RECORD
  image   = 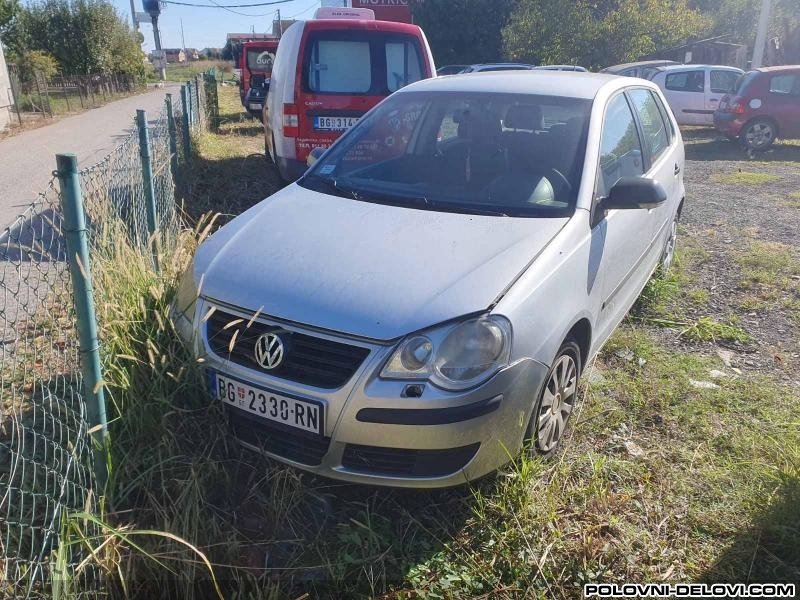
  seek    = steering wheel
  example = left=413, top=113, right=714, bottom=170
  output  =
left=548, top=168, right=571, bottom=195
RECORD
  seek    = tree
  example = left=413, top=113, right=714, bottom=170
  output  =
left=690, top=0, right=799, bottom=47
left=412, top=0, right=519, bottom=65
left=503, top=0, right=709, bottom=70
left=2, top=0, right=144, bottom=76
left=0, top=0, right=18, bottom=34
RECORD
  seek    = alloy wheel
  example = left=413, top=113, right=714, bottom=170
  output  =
left=661, top=218, right=678, bottom=272
left=744, top=122, right=774, bottom=150
left=536, top=354, right=578, bottom=453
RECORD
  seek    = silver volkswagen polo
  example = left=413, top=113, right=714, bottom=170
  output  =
left=174, top=71, right=684, bottom=488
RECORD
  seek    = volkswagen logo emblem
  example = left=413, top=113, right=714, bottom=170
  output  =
left=254, top=333, right=284, bottom=370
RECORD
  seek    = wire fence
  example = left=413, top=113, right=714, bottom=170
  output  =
left=5, top=67, right=145, bottom=127
left=1, top=71, right=217, bottom=598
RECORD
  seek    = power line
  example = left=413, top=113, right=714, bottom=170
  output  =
left=286, top=0, right=319, bottom=19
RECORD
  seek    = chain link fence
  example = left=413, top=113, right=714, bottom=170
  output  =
left=1, top=72, right=216, bottom=598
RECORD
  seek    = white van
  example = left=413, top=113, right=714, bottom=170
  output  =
left=264, top=7, right=436, bottom=181
left=650, top=64, right=743, bottom=126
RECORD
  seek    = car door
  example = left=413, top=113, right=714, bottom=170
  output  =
left=661, top=69, right=706, bottom=125
left=592, top=92, right=653, bottom=343
left=627, top=87, right=679, bottom=251
left=707, top=68, right=740, bottom=124
left=767, top=72, right=800, bottom=138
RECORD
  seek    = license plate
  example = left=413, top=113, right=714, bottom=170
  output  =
left=313, top=116, right=359, bottom=131
left=249, top=103, right=262, bottom=110
left=210, top=372, right=323, bottom=435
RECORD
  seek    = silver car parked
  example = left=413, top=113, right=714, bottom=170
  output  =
left=174, top=71, right=685, bottom=488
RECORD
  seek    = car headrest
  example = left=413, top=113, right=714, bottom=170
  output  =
left=457, top=110, right=501, bottom=143
left=504, top=104, right=542, bottom=131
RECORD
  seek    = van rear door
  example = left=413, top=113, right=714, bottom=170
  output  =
left=292, top=28, right=428, bottom=162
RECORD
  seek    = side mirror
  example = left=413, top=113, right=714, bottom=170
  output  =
left=604, top=177, right=667, bottom=210
left=307, top=146, right=326, bottom=168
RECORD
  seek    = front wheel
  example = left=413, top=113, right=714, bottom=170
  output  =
left=525, top=339, right=582, bottom=457
left=659, top=215, right=678, bottom=273
left=740, top=118, right=777, bottom=151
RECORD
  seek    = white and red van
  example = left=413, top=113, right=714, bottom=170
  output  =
left=264, top=7, right=436, bottom=181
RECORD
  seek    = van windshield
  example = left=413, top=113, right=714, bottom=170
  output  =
left=247, top=49, right=275, bottom=72
left=303, top=31, right=424, bottom=95
left=300, top=91, right=591, bottom=218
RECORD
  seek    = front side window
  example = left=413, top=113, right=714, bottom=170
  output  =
left=628, top=89, right=669, bottom=164
left=769, top=74, right=799, bottom=96
left=710, top=70, right=739, bottom=93
left=300, top=91, right=592, bottom=217
left=596, top=94, right=644, bottom=199
left=304, top=32, right=425, bottom=95
left=665, top=70, right=704, bottom=93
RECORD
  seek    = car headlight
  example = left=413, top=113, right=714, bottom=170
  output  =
left=381, top=315, right=512, bottom=391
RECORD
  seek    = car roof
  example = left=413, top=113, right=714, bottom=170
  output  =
left=601, top=60, right=678, bottom=72
left=302, top=18, right=421, bottom=33
left=400, top=70, right=628, bottom=100
left=756, top=65, right=800, bottom=73
left=470, top=63, right=535, bottom=68
left=654, top=64, right=742, bottom=72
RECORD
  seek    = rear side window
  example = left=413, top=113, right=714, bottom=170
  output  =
left=710, top=70, right=739, bottom=93
left=596, top=94, right=644, bottom=199
left=247, top=49, right=275, bottom=72
left=628, top=89, right=669, bottom=164
left=665, top=70, right=704, bottom=93
left=386, top=40, right=423, bottom=92
left=303, top=31, right=425, bottom=95
left=769, top=74, right=800, bottom=96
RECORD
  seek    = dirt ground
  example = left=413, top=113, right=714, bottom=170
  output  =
left=652, top=129, right=800, bottom=385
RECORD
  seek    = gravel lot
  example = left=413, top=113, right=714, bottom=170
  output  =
left=649, top=129, right=800, bottom=385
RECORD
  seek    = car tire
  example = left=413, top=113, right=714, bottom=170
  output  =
left=525, top=338, right=582, bottom=458
left=658, top=215, right=679, bottom=273
left=740, top=118, right=777, bottom=151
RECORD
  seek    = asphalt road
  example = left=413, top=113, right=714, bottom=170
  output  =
left=0, top=83, right=180, bottom=228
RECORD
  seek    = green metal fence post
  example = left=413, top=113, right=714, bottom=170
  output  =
left=136, top=109, right=159, bottom=270
left=55, top=153, right=108, bottom=486
left=165, top=93, right=180, bottom=189
left=186, top=80, right=194, bottom=126
left=180, top=85, right=192, bottom=161
left=195, top=74, right=202, bottom=125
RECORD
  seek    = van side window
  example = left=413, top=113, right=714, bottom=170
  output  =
left=628, top=89, right=669, bottom=164
left=596, top=94, right=644, bottom=199
left=665, top=70, right=704, bottom=93
left=710, top=70, right=739, bottom=93
left=386, top=41, right=423, bottom=92
left=309, top=40, right=372, bottom=94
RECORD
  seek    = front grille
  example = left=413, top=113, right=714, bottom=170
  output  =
left=342, top=443, right=480, bottom=478
left=206, top=308, right=370, bottom=389
left=226, top=406, right=330, bottom=466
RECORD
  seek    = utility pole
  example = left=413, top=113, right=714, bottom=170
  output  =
left=130, top=0, right=139, bottom=30
left=181, top=18, right=186, bottom=52
left=152, top=14, right=166, bottom=81
left=277, top=9, right=283, bottom=36
left=751, top=0, right=771, bottom=68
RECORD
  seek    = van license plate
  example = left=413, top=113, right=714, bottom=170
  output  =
left=211, top=371, right=323, bottom=435
left=313, top=116, right=359, bottom=131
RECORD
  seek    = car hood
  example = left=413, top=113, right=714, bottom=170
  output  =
left=195, top=185, right=568, bottom=341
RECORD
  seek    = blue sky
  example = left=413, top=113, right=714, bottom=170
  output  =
left=112, top=0, right=322, bottom=51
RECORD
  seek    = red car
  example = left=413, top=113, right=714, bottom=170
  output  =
left=714, top=65, right=800, bottom=150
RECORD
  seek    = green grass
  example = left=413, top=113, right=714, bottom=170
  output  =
left=152, top=60, right=237, bottom=84
left=710, top=171, right=781, bottom=186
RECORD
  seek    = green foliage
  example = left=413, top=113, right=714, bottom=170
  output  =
left=13, top=48, right=59, bottom=82
left=3, top=0, right=144, bottom=76
left=690, top=0, right=800, bottom=47
left=412, top=0, right=519, bottom=65
left=504, top=0, right=709, bottom=69
left=0, top=0, right=18, bottom=33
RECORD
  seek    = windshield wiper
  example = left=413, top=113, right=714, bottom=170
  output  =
left=303, top=174, right=361, bottom=200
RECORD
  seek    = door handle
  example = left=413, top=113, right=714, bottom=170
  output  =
left=674, top=164, right=681, bottom=176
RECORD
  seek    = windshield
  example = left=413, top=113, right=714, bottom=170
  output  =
left=246, top=48, right=275, bottom=72
left=733, top=71, right=758, bottom=95
left=299, top=91, right=591, bottom=217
